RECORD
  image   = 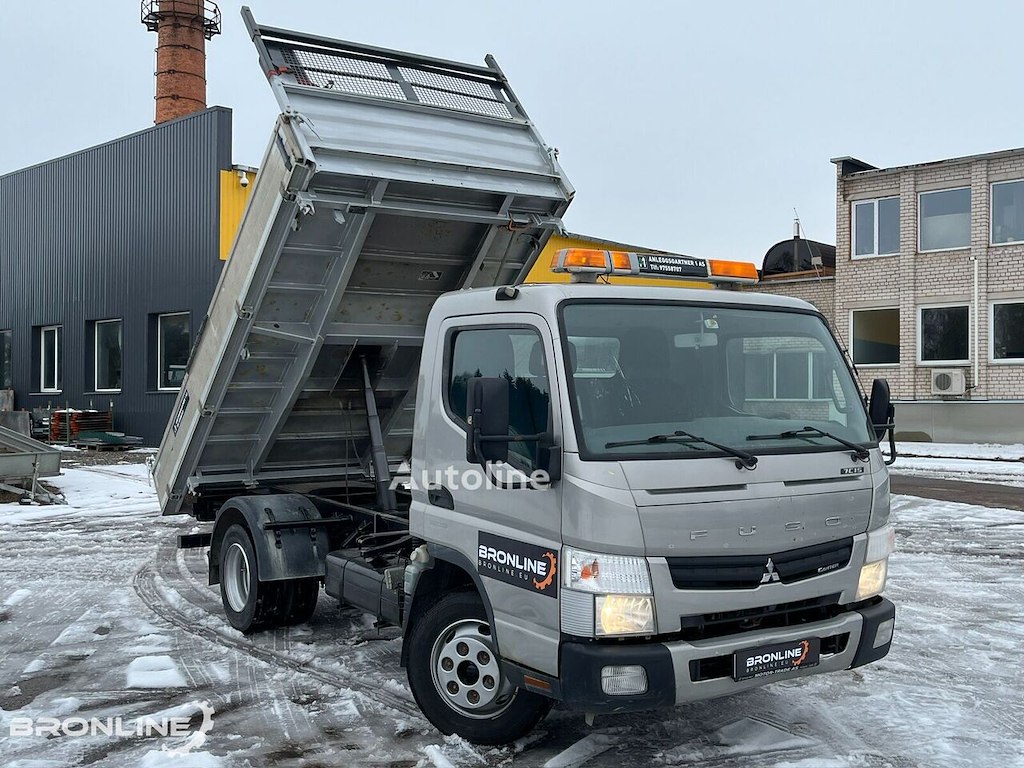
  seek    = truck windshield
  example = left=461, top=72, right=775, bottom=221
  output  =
left=559, top=301, right=874, bottom=460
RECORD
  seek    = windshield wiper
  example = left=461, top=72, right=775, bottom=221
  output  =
left=745, top=426, right=870, bottom=461
left=605, top=430, right=758, bottom=470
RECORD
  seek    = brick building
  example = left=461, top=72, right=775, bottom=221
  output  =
left=753, top=148, right=1024, bottom=442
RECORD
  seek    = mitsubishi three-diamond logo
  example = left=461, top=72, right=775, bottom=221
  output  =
left=760, top=557, right=781, bottom=584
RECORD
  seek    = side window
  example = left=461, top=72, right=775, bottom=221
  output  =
left=448, top=327, right=550, bottom=468
left=157, top=312, right=191, bottom=390
left=0, top=330, right=11, bottom=390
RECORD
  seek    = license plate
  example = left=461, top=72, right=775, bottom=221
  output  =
left=734, top=637, right=820, bottom=681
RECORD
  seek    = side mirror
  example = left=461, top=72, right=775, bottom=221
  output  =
left=466, top=377, right=510, bottom=464
left=868, top=378, right=894, bottom=442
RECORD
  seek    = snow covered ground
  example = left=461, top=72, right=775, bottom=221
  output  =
left=0, top=462, right=1022, bottom=767
left=884, top=442, right=1024, bottom=487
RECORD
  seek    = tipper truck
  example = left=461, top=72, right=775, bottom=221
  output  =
left=153, top=9, right=898, bottom=745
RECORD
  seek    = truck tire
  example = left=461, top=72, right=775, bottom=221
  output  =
left=219, top=523, right=284, bottom=633
left=280, top=577, right=319, bottom=626
left=406, top=591, right=552, bottom=745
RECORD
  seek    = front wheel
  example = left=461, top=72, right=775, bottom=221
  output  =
left=406, top=591, right=551, bottom=745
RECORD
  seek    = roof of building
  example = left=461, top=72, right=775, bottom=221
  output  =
left=830, top=146, right=1024, bottom=179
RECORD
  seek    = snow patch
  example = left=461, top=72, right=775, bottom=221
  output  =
left=126, top=655, right=188, bottom=688
left=138, top=750, right=223, bottom=768
left=4, top=588, right=31, bottom=607
left=421, top=745, right=457, bottom=768
left=543, top=733, right=618, bottom=767
left=714, top=717, right=814, bottom=754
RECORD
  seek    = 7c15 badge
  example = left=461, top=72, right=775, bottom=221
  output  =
left=478, top=532, right=557, bottom=598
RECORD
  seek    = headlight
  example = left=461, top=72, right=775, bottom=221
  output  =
left=865, top=523, right=896, bottom=563
left=564, top=548, right=655, bottom=637
left=856, top=559, right=887, bottom=601
left=856, top=523, right=895, bottom=601
left=597, top=595, right=654, bottom=636
left=564, top=548, right=652, bottom=594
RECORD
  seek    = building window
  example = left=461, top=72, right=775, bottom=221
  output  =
left=0, top=330, right=11, bottom=390
left=919, top=305, right=969, bottom=364
left=919, top=187, right=970, bottom=252
left=40, top=325, right=62, bottom=392
left=744, top=348, right=831, bottom=401
left=158, top=313, right=191, bottom=390
left=992, top=301, right=1024, bottom=361
left=851, top=309, right=900, bottom=365
left=991, top=180, right=1024, bottom=245
left=94, top=319, right=122, bottom=392
left=853, top=197, right=900, bottom=257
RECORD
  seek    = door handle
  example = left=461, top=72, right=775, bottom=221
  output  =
left=427, top=485, right=455, bottom=510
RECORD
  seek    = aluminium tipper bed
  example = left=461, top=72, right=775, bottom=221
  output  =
left=153, top=10, right=574, bottom=516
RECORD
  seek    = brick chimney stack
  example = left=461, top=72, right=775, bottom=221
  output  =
left=141, top=1, right=222, bottom=124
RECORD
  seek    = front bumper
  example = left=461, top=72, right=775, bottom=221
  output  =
left=559, top=598, right=895, bottom=714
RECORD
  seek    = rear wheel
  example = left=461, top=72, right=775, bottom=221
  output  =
left=280, top=577, right=319, bottom=626
left=406, top=591, right=551, bottom=745
left=219, top=524, right=282, bottom=633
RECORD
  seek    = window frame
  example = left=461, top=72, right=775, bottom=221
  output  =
left=94, top=318, right=123, bottom=393
left=989, top=298, right=1024, bottom=364
left=743, top=348, right=832, bottom=402
left=851, top=196, right=900, bottom=259
left=917, top=302, right=971, bottom=366
left=918, top=186, right=972, bottom=253
left=40, top=325, right=62, bottom=393
left=441, top=321, right=553, bottom=472
left=990, top=179, right=1024, bottom=247
left=157, top=312, right=191, bottom=392
left=849, top=307, right=901, bottom=368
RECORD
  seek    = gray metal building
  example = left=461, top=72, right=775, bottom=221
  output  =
left=0, top=107, right=233, bottom=444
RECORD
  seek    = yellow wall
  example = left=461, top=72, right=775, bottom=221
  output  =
left=525, top=233, right=713, bottom=288
left=219, top=169, right=256, bottom=260
left=218, top=185, right=709, bottom=290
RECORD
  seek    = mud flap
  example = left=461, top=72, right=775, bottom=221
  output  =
left=209, top=494, right=330, bottom=585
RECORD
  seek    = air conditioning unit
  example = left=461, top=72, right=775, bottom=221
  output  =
left=931, top=369, right=966, bottom=396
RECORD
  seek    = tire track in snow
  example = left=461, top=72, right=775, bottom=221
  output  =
left=132, top=546, right=424, bottom=722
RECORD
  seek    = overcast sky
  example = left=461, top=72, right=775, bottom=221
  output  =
left=3, top=1, right=1023, bottom=264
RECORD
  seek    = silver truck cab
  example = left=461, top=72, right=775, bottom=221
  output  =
left=408, top=282, right=895, bottom=722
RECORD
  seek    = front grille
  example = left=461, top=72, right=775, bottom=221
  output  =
left=678, top=593, right=842, bottom=642
left=667, top=537, right=853, bottom=590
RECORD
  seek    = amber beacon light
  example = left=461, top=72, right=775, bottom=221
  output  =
left=550, top=248, right=758, bottom=284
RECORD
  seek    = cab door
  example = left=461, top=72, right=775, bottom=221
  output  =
left=421, top=314, right=563, bottom=675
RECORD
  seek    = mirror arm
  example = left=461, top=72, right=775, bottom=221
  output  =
left=883, top=403, right=897, bottom=465
left=471, top=431, right=560, bottom=489
left=478, top=433, right=547, bottom=443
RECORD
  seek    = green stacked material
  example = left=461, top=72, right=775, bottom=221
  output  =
left=73, top=431, right=145, bottom=448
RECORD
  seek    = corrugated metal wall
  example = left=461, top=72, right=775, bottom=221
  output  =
left=0, top=107, right=233, bottom=445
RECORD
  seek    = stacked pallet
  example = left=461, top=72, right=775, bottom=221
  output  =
left=49, top=410, right=113, bottom=442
